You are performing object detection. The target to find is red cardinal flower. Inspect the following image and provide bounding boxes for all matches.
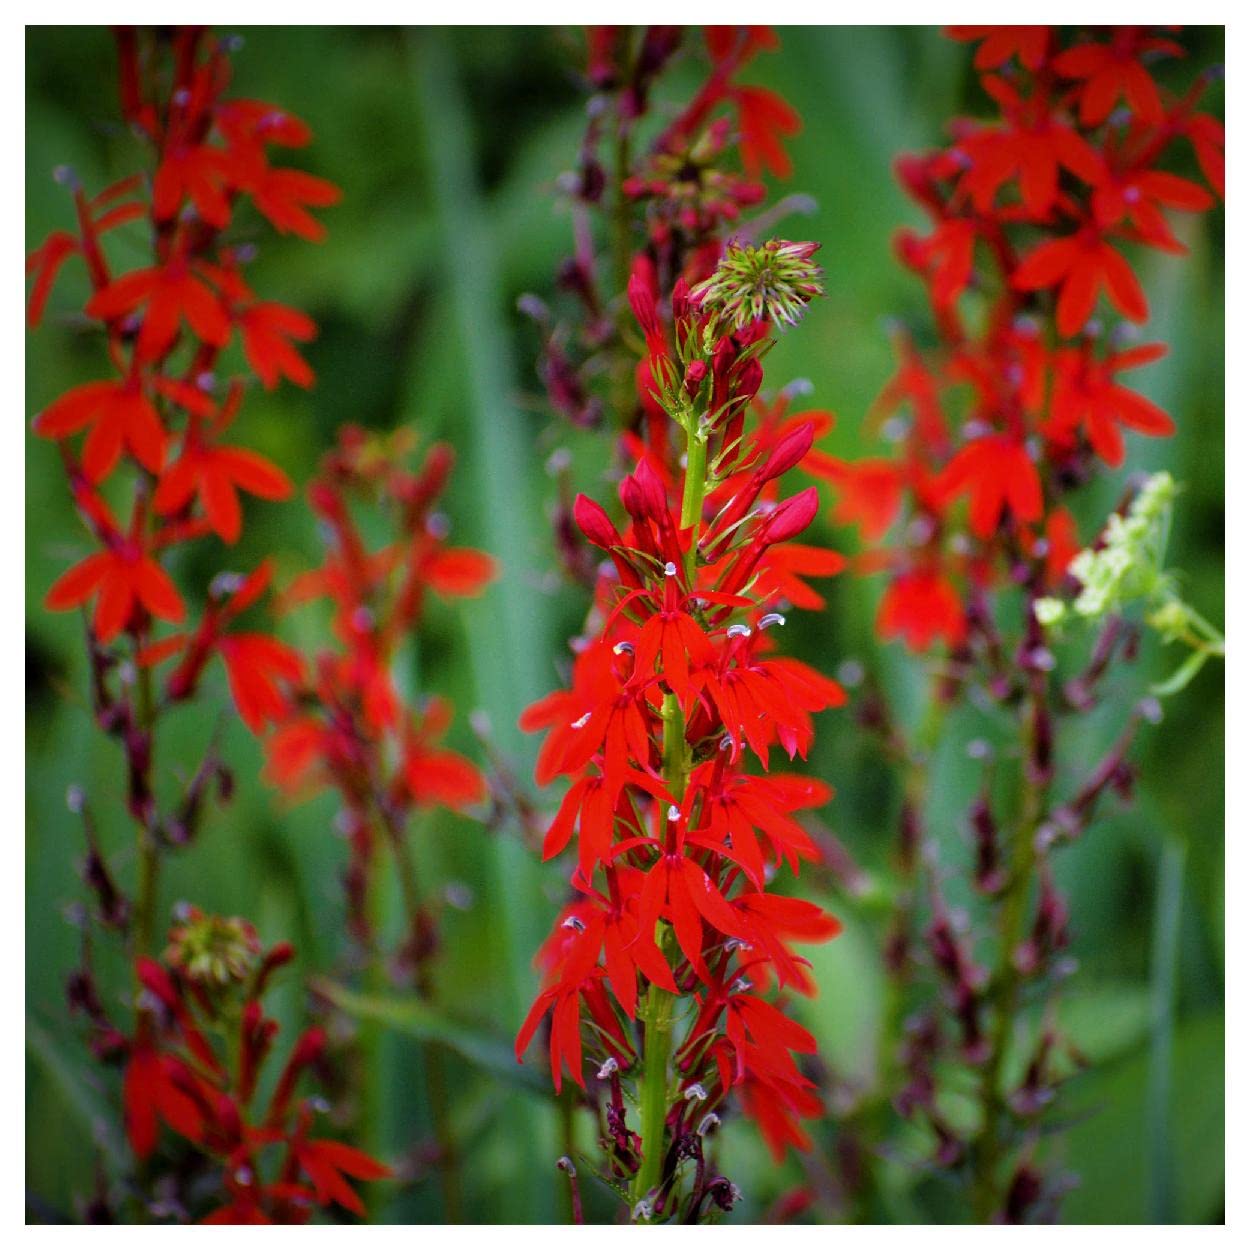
[33,376,166,482]
[1053,30,1182,126]
[1013,229,1148,336]
[238,302,317,389]
[938,435,1043,539]
[218,634,304,733]
[401,697,486,810]
[47,542,185,643]
[291,1139,391,1217]
[86,260,231,362]
[245,166,341,242]
[1048,343,1174,466]
[155,438,292,543]
[877,568,966,651]
[947,25,1051,72]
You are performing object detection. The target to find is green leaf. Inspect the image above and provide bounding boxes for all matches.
[1060,1010,1223,1223]
[26,1013,125,1165]
[311,978,552,1098]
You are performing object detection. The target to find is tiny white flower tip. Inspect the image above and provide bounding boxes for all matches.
[758,612,786,630]
[596,1056,619,1079]
[613,641,634,655]
[570,712,592,729]
[663,561,678,577]
[667,804,681,822]
[684,1083,708,1102]
[726,623,752,639]
[697,1112,721,1136]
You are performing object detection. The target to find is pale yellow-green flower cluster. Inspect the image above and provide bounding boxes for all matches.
[1034,472,1223,696]
[1037,471,1178,625]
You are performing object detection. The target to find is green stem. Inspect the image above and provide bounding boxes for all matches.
[971,696,1048,1221]
[632,692,686,1215]
[1146,837,1185,1223]
[376,800,463,1222]
[680,427,708,532]
[632,977,675,1212]
[680,420,708,586]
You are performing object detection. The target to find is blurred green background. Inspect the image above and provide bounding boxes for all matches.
[26,26,1223,1223]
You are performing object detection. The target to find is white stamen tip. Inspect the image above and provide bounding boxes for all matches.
[663,561,678,577]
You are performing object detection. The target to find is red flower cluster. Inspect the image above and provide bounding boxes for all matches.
[99,911,387,1223]
[813,24,1222,651]
[23,27,400,1223]
[524,26,804,454]
[516,253,842,1218]
[816,27,1223,1221]
[263,426,495,948]
[30,26,335,717]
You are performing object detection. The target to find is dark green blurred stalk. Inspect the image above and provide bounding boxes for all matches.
[408,28,556,1222]
[1147,837,1185,1223]
[972,685,1051,1222]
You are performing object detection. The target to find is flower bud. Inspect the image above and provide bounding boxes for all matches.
[573,494,620,549]
[760,486,820,544]
[759,422,815,481]
[683,359,708,397]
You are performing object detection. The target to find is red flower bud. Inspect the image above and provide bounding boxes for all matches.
[760,486,820,544]
[759,422,815,482]
[736,357,764,403]
[683,359,708,397]
[627,270,661,341]
[573,494,621,549]
[630,457,669,519]
[672,276,693,323]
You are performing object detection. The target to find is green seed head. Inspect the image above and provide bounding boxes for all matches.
[165,908,262,989]
[693,239,824,335]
